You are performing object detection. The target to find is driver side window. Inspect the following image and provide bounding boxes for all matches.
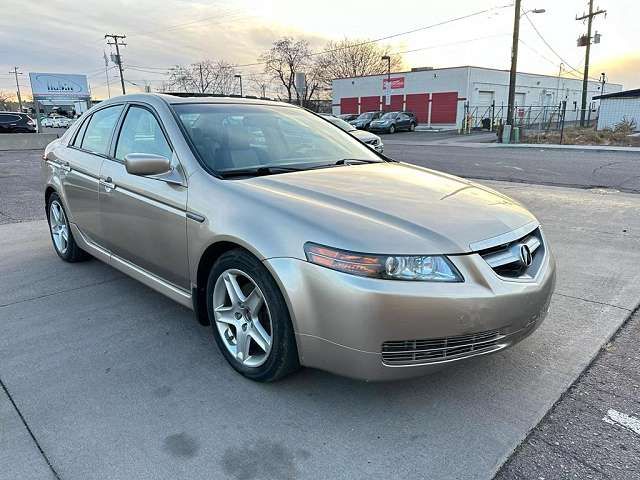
[115,106,172,161]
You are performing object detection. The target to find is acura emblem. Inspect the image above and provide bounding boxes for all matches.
[519,244,533,267]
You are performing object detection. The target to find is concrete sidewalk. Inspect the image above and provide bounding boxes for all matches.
[1,181,639,480]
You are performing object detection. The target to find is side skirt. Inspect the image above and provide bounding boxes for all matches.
[70,223,193,309]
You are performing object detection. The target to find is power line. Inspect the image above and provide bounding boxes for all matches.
[232,3,514,68]
[522,12,598,80]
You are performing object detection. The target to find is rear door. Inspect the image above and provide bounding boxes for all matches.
[60,104,124,244]
[99,103,189,289]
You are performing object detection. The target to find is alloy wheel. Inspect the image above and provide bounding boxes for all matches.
[212,269,273,367]
[49,200,69,255]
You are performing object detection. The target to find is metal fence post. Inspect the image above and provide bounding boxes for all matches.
[560,101,567,144]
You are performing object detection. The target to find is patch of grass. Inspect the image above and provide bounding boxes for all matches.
[523,119,640,147]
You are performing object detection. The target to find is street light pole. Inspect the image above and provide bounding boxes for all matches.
[9,67,23,112]
[381,55,391,109]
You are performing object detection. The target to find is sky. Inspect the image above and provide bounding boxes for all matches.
[1,0,638,100]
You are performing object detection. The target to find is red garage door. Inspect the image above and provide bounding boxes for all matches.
[431,92,458,124]
[383,94,404,112]
[340,97,358,115]
[405,93,429,123]
[360,96,381,113]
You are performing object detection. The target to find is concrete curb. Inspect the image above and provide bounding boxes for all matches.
[495,143,640,154]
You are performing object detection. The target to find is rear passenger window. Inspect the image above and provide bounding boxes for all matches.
[72,116,90,147]
[115,106,172,161]
[81,105,123,155]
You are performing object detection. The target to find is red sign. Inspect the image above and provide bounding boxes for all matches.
[382,77,405,89]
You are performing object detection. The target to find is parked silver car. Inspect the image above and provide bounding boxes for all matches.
[320,114,383,152]
[43,94,555,382]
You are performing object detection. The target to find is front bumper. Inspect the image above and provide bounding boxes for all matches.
[265,248,555,381]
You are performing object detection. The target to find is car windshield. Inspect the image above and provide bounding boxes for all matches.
[380,112,397,120]
[357,112,374,120]
[322,115,356,132]
[174,103,381,175]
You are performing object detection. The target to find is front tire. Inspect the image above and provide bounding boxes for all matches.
[46,193,90,262]
[206,249,299,382]
[388,124,396,134]
[409,123,416,132]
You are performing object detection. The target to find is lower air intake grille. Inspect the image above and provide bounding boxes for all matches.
[381,329,503,366]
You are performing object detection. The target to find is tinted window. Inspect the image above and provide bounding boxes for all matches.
[0,114,21,123]
[115,106,172,161]
[72,116,90,147]
[322,115,356,132]
[81,105,123,155]
[174,103,380,173]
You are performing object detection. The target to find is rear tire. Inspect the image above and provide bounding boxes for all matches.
[46,193,90,262]
[409,123,416,132]
[206,249,300,382]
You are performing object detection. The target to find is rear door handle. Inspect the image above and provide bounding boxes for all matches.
[100,176,115,192]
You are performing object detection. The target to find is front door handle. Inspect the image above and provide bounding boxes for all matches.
[100,176,115,192]
[60,161,71,172]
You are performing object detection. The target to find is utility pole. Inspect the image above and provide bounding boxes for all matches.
[506,0,521,131]
[105,34,127,95]
[9,67,23,112]
[576,1,606,126]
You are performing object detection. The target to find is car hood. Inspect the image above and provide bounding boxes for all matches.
[242,162,537,255]
[350,130,381,143]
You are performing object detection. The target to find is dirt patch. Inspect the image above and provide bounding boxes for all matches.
[523,120,640,147]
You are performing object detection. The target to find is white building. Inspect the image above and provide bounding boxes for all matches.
[332,65,623,129]
[594,89,640,131]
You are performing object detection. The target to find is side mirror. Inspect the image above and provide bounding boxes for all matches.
[124,153,171,176]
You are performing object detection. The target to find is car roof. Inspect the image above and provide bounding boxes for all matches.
[96,93,294,108]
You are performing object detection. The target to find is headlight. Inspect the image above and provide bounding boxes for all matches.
[304,243,463,282]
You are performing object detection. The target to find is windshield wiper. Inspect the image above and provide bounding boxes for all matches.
[334,158,382,165]
[219,165,305,178]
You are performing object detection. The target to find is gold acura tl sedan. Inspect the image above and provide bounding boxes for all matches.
[42,94,555,382]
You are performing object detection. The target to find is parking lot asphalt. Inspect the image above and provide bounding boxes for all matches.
[1,176,639,479]
[385,143,640,194]
[496,309,640,479]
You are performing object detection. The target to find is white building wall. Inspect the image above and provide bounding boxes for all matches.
[332,66,623,129]
[597,97,640,130]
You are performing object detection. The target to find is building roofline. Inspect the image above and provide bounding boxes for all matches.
[593,88,640,100]
[333,65,622,87]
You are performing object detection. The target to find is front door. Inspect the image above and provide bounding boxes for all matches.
[99,104,189,289]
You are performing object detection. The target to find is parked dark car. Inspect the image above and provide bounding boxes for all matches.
[338,113,359,122]
[369,111,417,133]
[0,112,36,133]
[349,111,383,130]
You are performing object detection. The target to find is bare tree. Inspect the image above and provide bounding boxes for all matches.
[248,73,271,98]
[166,60,237,95]
[319,38,404,82]
[0,91,14,110]
[260,37,314,103]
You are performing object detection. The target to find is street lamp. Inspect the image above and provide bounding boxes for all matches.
[234,74,243,97]
[506,3,546,137]
[381,55,391,109]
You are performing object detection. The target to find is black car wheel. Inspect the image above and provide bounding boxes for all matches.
[409,123,416,132]
[388,124,395,134]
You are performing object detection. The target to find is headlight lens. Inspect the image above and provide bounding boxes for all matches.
[304,243,463,282]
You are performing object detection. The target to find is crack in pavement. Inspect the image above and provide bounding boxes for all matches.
[0,376,62,480]
[0,276,124,309]
[553,292,633,312]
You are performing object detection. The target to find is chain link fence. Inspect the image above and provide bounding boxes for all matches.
[462,102,599,134]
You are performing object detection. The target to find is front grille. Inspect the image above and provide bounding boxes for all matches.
[478,228,544,280]
[381,329,503,365]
